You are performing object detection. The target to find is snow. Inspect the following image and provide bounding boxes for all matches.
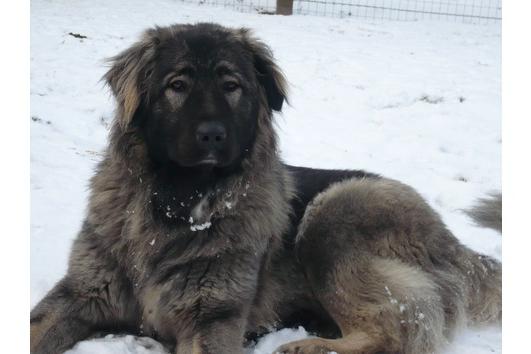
[252,327,311,354]
[63,335,168,354]
[31,0,501,353]
[190,221,212,231]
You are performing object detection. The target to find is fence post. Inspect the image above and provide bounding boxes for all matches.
[276,0,293,15]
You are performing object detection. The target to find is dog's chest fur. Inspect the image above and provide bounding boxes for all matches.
[79,155,296,341]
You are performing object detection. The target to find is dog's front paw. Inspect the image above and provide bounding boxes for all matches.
[274,338,334,354]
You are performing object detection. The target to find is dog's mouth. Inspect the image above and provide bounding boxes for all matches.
[195,152,222,166]
[197,158,218,165]
[172,148,240,170]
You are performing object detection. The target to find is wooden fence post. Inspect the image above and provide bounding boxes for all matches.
[276,0,293,15]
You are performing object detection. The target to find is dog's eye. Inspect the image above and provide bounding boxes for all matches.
[223,81,240,93]
[169,80,187,92]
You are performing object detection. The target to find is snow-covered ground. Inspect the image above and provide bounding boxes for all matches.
[31,0,501,352]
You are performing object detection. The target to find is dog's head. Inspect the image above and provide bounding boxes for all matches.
[104,23,287,171]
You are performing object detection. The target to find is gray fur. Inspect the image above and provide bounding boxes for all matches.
[31,24,295,354]
[279,178,501,354]
[465,193,502,233]
[31,23,501,354]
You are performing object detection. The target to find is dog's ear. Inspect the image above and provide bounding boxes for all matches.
[103,29,159,128]
[238,29,288,112]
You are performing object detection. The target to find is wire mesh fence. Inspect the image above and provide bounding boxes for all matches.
[179,0,275,14]
[180,0,501,23]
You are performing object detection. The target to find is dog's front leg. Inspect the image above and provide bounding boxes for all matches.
[167,253,261,354]
[175,313,248,354]
[31,273,136,354]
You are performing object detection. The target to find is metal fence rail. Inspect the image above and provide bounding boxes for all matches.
[180,0,502,23]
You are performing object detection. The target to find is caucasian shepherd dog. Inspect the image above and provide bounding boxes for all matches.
[30,23,501,354]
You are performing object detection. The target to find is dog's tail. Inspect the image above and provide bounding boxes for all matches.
[461,192,502,325]
[465,193,502,233]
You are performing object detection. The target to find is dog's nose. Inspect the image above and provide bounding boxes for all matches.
[195,122,227,149]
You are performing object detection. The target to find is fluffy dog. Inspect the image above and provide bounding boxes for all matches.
[30,23,501,354]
